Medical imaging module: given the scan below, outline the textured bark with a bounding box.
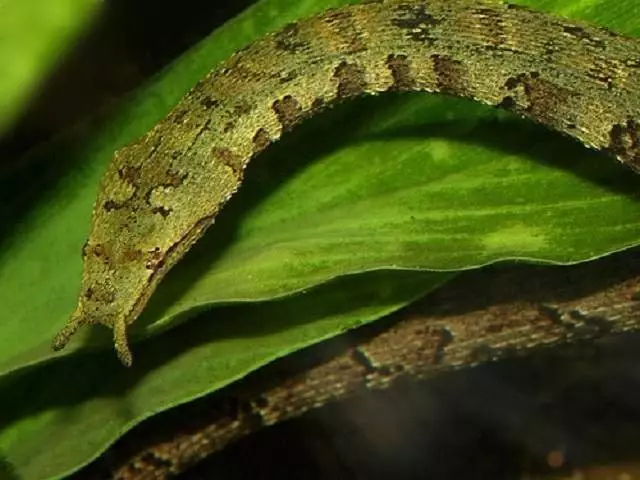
[77,249,640,479]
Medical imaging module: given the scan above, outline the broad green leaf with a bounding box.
[0,271,446,480]
[1,0,640,478]
[0,0,102,134]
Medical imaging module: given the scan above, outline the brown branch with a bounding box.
[81,249,640,479]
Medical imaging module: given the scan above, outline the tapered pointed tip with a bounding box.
[116,347,133,367]
[113,319,133,367]
[51,321,81,352]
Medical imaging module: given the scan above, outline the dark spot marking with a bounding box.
[386,53,415,91]
[586,58,619,90]
[506,3,532,11]
[272,95,303,131]
[431,54,469,95]
[606,118,640,170]
[311,97,326,111]
[171,150,181,160]
[324,9,354,24]
[333,61,367,99]
[562,24,605,49]
[350,348,377,375]
[539,304,613,336]
[182,119,212,159]
[587,67,614,89]
[504,76,520,90]
[601,25,621,39]
[145,247,166,271]
[391,4,440,44]
[161,169,188,188]
[567,309,613,334]
[278,70,298,83]
[143,169,188,210]
[86,281,116,304]
[252,128,272,154]
[200,96,220,109]
[497,95,517,110]
[139,452,172,469]
[538,304,566,326]
[118,165,142,186]
[472,6,502,17]
[433,327,454,364]
[171,109,188,124]
[223,120,235,133]
[274,22,310,53]
[243,406,266,430]
[213,147,244,177]
[103,199,119,212]
[623,57,640,68]
[151,206,172,218]
[501,72,576,128]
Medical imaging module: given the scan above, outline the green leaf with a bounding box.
[1,0,639,478]
[0,270,446,480]
[0,0,102,134]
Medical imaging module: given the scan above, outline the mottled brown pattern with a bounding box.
[212,147,244,177]
[52,0,640,366]
[506,72,578,130]
[587,62,615,89]
[102,199,119,212]
[170,109,188,124]
[199,96,220,109]
[386,53,416,90]
[272,94,304,130]
[390,3,440,43]
[311,97,327,110]
[252,127,272,153]
[105,254,640,479]
[563,24,606,49]
[151,206,172,218]
[608,119,640,170]
[431,54,469,95]
[145,247,166,271]
[333,60,368,98]
[158,169,188,189]
[117,165,142,185]
[274,23,310,53]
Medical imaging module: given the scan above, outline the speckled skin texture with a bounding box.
[53,0,640,365]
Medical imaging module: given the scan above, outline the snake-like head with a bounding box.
[52,236,163,366]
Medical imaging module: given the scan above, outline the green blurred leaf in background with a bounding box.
[0,0,102,135]
[1,0,640,478]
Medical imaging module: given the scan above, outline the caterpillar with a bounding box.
[52,0,640,365]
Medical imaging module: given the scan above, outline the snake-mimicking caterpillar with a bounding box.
[52,0,640,366]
